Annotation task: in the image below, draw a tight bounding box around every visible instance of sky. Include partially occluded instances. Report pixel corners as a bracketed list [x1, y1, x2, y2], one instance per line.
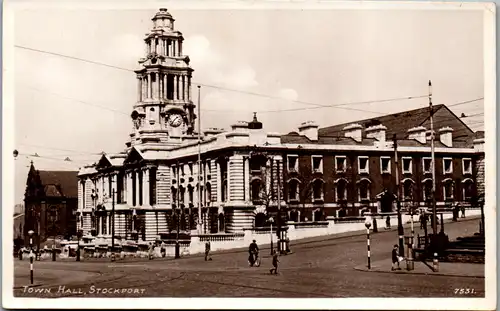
[11, 6, 485, 204]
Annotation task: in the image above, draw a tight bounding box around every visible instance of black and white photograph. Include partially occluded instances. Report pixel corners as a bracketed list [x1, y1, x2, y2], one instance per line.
[2, 1, 496, 309]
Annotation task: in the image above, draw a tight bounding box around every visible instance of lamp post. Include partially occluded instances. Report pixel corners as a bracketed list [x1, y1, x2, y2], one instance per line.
[91, 190, 98, 236]
[28, 230, 34, 285]
[365, 220, 371, 269]
[268, 216, 274, 255]
[76, 229, 83, 262]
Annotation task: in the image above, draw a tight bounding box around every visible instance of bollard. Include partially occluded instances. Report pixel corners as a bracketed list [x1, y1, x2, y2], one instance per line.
[432, 252, 439, 272]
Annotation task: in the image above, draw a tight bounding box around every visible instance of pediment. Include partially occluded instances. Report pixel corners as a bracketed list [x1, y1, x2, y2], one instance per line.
[96, 154, 112, 169]
[124, 147, 144, 164]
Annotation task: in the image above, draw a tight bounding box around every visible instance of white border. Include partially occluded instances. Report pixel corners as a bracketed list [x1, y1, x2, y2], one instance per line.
[2, 1, 496, 310]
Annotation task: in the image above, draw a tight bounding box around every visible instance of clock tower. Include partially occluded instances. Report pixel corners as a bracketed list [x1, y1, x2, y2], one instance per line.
[128, 8, 196, 148]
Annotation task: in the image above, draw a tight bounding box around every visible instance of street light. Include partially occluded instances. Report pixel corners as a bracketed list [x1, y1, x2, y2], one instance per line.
[268, 216, 275, 255]
[76, 229, 83, 262]
[365, 220, 371, 269]
[28, 230, 34, 285]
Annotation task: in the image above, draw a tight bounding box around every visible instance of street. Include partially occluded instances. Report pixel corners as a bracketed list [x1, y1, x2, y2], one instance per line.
[14, 217, 484, 298]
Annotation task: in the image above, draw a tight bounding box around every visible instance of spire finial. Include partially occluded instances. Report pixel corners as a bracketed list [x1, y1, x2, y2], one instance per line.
[253, 112, 258, 121]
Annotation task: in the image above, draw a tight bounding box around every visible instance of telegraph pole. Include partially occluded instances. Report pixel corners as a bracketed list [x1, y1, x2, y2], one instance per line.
[429, 80, 438, 236]
[197, 85, 203, 234]
[175, 161, 181, 259]
[393, 134, 405, 256]
[276, 159, 281, 253]
[111, 188, 115, 251]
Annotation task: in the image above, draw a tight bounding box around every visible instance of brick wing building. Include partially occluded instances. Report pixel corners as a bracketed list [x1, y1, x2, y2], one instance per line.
[280, 105, 484, 221]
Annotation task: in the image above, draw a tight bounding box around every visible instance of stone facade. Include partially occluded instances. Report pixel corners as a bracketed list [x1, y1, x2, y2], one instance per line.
[77, 9, 485, 243]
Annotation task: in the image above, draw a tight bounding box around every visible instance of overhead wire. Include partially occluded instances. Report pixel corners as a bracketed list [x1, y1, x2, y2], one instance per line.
[15, 44, 428, 115]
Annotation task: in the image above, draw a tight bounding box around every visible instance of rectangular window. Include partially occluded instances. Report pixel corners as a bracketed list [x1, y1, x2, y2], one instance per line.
[335, 156, 347, 173]
[423, 157, 432, 174]
[462, 158, 472, 175]
[358, 156, 369, 174]
[402, 157, 412, 174]
[443, 158, 453, 174]
[312, 156, 323, 173]
[380, 157, 391, 174]
[287, 155, 299, 172]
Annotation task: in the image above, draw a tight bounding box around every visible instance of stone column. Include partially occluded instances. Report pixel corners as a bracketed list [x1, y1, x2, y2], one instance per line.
[126, 172, 132, 205]
[173, 74, 177, 100]
[137, 77, 142, 102]
[142, 76, 147, 100]
[158, 38, 163, 55]
[150, 73, 154, 99]
[216, 161, 222, 203]
[179, 40, 182, 56]
[163, 74, 167, 99]
[135, 171, 140, 207]
[173, 40, 176, 56]
[244, 156, 250, 201]
[155, 72, 161, 99]
[266, 159, 272, 200]
[187, 76, 191, 101]
[143, 168, 150, 206]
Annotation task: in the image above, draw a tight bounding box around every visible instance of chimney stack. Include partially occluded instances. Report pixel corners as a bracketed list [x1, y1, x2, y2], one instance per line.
[343, 123, 363, 142]
[473, 138, 485, 152]
[203, 127, 225, 137]
[438, 127, 453, 147]
[365, 124, 387, 142]
[298, 121, 319, 141]
[231, 121, 249, 133]
[407, 126, 427, 144]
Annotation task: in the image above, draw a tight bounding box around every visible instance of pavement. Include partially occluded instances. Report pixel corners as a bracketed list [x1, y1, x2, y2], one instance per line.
[354, 259, 484, 278]
[13, 217, 485, 298]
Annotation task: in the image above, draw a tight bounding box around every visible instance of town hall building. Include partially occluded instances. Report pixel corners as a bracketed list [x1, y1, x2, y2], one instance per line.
[77, 9, 485, 243]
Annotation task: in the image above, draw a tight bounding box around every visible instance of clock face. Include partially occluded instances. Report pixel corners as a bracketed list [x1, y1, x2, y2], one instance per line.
[168, 114, 183, 128]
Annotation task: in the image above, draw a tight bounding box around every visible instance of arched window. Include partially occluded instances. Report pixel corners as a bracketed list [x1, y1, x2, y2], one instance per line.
[358, 179, 370, 201]
[222, 179, 228, 202]
[463, 179, 474, 201]
[443, 179, 454, 201]
[205, 183, 212, 204]
[336, 179, 348, 202]
[179, 186, 185, 204]
[423, 179, 433, 201]
[312, 179, 324, 201]
[403, 179, 414, 201]
[288, 179, 299, 201]
[251, 179, 262, 202]
[313, 209, 323, 221]
[218, 213, 225, 233]
[171, 186, 177, 204]
[187, 185, 194, 203]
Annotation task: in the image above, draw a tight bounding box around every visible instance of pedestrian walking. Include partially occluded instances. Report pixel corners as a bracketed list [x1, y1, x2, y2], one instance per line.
[419, 212, 425, 229]
[205, 240, 212, 261]
[148, 242, 154, 260]
[391, 244, 401, 271]
[269, 249, 279, 275]
[385, 216, 391, 230]
[461, 205, 466, 218]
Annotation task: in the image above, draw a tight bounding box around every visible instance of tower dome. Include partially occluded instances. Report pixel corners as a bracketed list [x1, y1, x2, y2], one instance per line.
[128, 8, 196, 149]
